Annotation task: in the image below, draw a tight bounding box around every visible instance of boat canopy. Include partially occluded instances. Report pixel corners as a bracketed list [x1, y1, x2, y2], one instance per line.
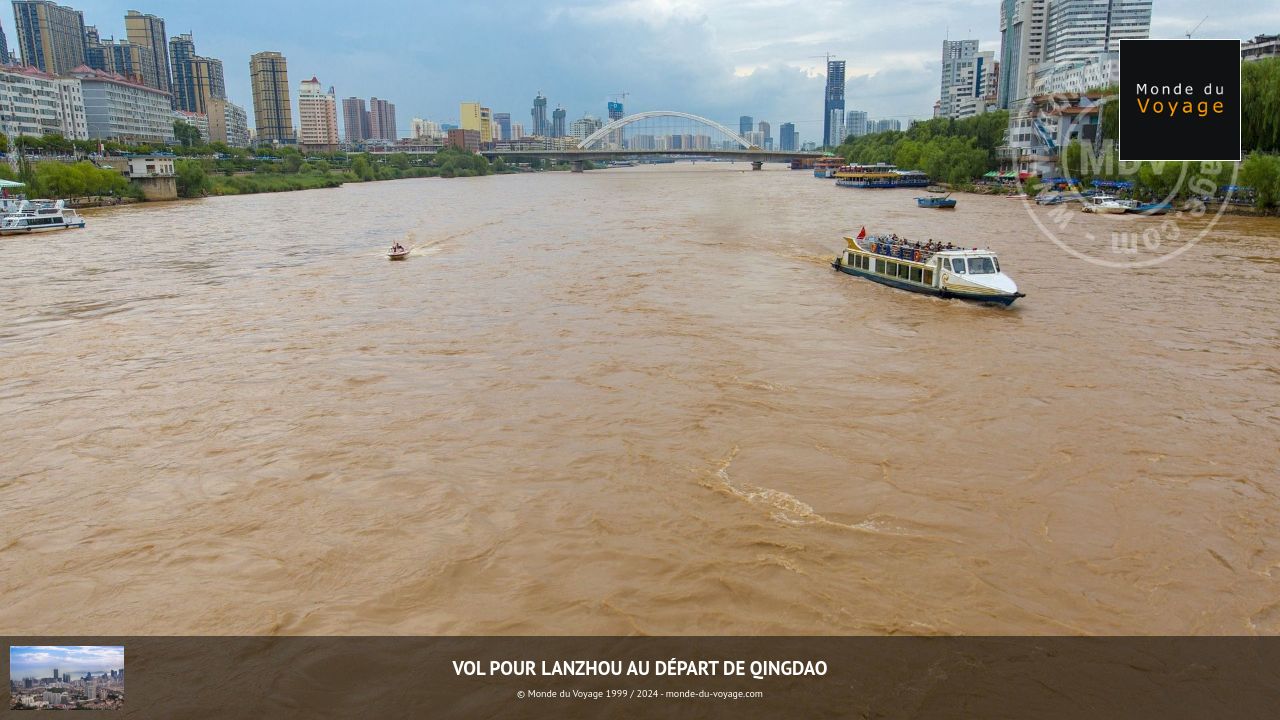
[1091, 180, 1133, 188]
[982, 171, 999, 178]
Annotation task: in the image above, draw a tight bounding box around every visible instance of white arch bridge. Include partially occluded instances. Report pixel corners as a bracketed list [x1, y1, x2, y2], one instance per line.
[477, 110, 822, 170]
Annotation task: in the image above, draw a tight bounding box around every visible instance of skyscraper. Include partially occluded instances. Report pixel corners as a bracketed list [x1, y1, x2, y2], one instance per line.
[1044, 0, 1151, 65]
[997, 0, 1048, 108]
[298, 76, 338, 152]
[756, 120, 771, 150]
[823, 58, 845, 147]
[739, 115, 753, 137]
[939, 39, 995, 119]
[843, 110, 868, 139]
[0, 18, 8, 64]
[551, 106, 566, 137]
[249, 51, 294, 144]
[106, 39, 160, 90]
[342, 97, 369, 142]
[779, 122, 797, 151]
[531, 92, 547, 136]
[124, 10, 169, 95]
[169, 33, 195, 110]
[493, 112, 511, 141]
[368, 97, 395, 140]
[459, 101, 482, 135]
[13, 0, 86, 75]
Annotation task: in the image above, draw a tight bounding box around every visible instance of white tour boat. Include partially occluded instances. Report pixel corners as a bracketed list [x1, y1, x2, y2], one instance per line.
[0, 199, 86, 235]
[1081, 195, 1135, 214]
[832, 230, 1024, 306]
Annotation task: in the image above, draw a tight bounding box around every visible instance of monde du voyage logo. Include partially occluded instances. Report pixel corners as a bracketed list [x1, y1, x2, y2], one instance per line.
[1120, 39, 1241, 162]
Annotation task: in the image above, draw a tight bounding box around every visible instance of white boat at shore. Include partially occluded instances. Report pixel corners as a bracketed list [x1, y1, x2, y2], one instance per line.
[1081, 195, 1135, 214]
[0, 199, 86, 235]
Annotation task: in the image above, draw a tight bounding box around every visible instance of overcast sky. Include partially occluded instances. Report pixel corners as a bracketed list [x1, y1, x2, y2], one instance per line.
[25, 1, 1280, 143]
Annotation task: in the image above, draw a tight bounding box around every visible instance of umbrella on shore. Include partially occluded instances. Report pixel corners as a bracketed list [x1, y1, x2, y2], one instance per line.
[0, 179, 25, 188]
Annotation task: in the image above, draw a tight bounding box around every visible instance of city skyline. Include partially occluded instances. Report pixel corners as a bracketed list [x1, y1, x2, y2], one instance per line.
[0, 0, 1276, 138]
[9, 646, 124, 681]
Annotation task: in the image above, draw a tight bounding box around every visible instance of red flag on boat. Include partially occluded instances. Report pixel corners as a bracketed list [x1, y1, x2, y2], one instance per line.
[856, 226, 866, 240]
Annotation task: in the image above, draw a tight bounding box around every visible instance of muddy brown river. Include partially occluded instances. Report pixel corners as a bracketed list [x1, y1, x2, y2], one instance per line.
[1, 164, 1277, 635]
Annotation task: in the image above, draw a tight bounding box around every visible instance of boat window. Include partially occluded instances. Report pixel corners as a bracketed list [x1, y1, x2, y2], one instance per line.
[923, 269, 934, 285]
[992, 257, 1000, 272]
[968, 257, 996, 274]
[910, 267, 923, 283]
[876, 259, 887, 274]
[897, 264, 909, 279]
[950, 258, 966, 274]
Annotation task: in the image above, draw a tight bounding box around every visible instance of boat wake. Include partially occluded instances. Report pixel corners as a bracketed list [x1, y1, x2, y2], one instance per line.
[701, 445, 955, 542]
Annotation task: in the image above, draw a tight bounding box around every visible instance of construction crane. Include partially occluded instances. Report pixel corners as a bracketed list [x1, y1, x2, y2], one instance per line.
[1186, 15, 1208, 39]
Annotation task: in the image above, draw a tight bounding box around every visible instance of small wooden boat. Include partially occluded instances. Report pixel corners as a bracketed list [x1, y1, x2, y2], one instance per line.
[916, 195, 956, 209]
[388, 245, 410, 260]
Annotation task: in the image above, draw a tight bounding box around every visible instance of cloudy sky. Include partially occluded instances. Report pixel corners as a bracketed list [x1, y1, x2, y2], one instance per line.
[28, 1, 1280, 143]
[9, 646, 124, 680]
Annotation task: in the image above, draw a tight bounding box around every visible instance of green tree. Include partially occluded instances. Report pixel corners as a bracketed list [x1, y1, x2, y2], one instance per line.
[350, 154, 375, 181]
[175, 159, 212, 198]
[1240, 152, 1280, 209]
[173, 120, 202, 147]
[1242, 58, 1280, 153]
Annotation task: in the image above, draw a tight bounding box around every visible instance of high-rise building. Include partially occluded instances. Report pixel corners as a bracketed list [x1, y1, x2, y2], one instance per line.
[493, 112, 510, 141]
[341, 97, 368, 142]
[168, 33, 194, 110]
[778, 122, 797, 151]
[249, 51, 294, 144]
[410, 117, 440, 139]
[569, 114, 602, 142]
[997, 0, 1048, 108]
[551, 106, 565, 137]
[509, 121, 524, 139]
[207, 97, 250, 147]
[459, 101, 481, 135]
[843, 110, 868, 139]
[124, 10, 169, 95]
[106, 39, 160, 90]
[297, 76, 338, 152]
[823, 58, 845, 147]
[738, 115, 752, 137]
[0, 17, 8, 64]
[1242, 34, 1280, 62]
[756, 120, 771, 150]
[530, 92, 547, 136]
[872, 118, 901, 133]
[169, 34, 223, 114]
[368, 97, 395, 141]
[53, 669, 58, 681]
[939, 39, 996, 119]
[13, 1, 86, 75]
[1044, 0, 1151, 66]
[480, 106, 492, 144]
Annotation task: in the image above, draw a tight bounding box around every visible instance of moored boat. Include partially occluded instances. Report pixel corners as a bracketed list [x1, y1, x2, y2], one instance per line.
[0, 199, 86, 235]
[813, 158, 843, 178]
[831, 229, 1023, 306]
[1127, 201, 1172, 215]
[916, 195, 957, 209]
[1081, 194, 1134, 214]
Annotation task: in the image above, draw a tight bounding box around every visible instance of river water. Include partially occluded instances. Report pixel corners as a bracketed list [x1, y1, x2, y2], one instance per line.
[2, 164, 1278, 635]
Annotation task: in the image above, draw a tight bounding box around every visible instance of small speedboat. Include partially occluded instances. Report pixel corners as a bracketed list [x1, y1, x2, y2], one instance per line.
[1127, 202, 1172, 215]
[1035, 194, 1065, 205]
[916, 195, 956, 209]
[388, 245, 410, 260]
[1081, 195, 1134, 214]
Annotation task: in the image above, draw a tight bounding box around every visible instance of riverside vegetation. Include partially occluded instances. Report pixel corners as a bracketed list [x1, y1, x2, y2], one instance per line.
[0, 121, 594, 201]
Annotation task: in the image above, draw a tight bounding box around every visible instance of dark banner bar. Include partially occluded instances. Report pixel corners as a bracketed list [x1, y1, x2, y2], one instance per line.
[6, 637, 1280, 719]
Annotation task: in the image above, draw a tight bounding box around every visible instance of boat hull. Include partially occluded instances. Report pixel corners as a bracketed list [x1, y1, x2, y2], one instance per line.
[388, 252, 409, 260]
[916, 198, 957, 208]
[832, 261, 1022, 306]
[0, 221, 85, 235]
